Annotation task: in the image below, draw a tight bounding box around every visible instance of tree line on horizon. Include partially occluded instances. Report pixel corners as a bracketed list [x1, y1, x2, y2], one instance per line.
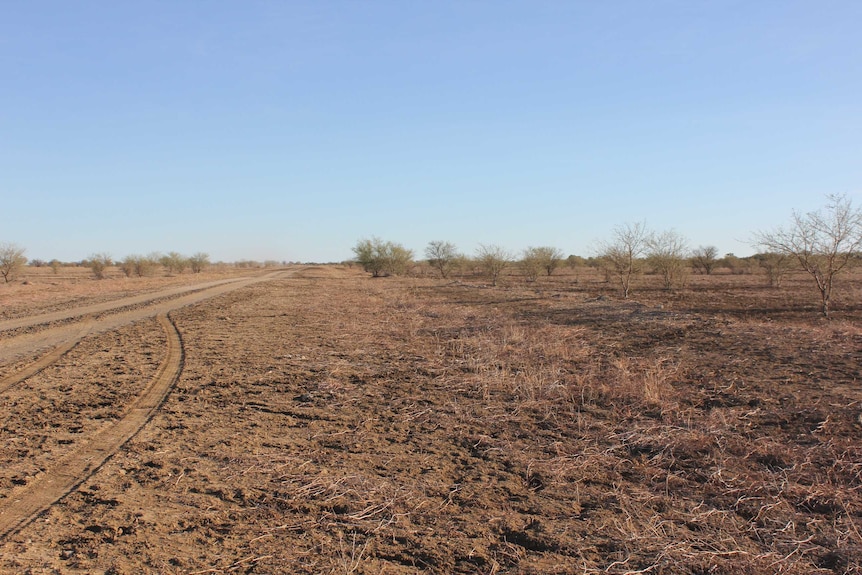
[352, 194, 862, 317]
[3, 195, 861, 317]
[0, 249, 212, 282]
[353, 235, 789, 285]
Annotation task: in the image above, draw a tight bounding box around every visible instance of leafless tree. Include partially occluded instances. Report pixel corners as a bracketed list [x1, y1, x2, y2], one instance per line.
[525, 246, 564, 277]
[691, 245, 718, 275]
[596, 222, 649, 298]
[720, 253, 753, 275]
[120, 254, 158, 278]
[87, 253, 113, 279]
[647, 230, 690, 290]
[425, 241, 461, 279]
[519, 248, 543, 282]
[566, 254, 586, 269]
[384, 244, 414, 276]
[119, 256, 136, 277]
[160, 252, 188, 274]
[475, 244, 512, 286]
[756, 252, 794, 287]
[0, 243, 27, 283]
[189, 252, 210, 273]
[754, 193, 862, 316]
[566, 254, 586, 283]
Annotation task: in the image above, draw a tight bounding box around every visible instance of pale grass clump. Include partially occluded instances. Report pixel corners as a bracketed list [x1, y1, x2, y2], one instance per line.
[434, 315, 593, 406]
[412, 290, 685, 412]
[336, 275, 685, 414]
[331, 531, 369, 575]
[608, 356, 682, 407]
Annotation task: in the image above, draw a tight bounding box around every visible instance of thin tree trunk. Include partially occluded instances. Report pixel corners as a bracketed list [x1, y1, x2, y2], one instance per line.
[820, 286, 831, 317]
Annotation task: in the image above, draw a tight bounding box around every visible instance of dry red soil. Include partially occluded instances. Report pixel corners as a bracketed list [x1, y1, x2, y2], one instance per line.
[0, 266, 860, 574]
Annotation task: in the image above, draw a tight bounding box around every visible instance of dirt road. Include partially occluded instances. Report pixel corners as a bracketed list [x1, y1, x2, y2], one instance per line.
[0, 277, 245, 333]
[0, 272, 285, 364]
[0, 314, 183, 540]
[0, 270, 290, 543]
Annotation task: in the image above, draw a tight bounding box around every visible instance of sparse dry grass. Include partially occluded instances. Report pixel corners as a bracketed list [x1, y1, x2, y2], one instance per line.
[1, 264, 860, 573]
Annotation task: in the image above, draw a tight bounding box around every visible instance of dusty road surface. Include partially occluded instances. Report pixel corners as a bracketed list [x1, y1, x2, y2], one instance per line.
[0, 266, 860, 574]
[0, 272, 284, 365]
[0, 277, 246, 333]
[0, 270, 288, 556]
[0, 314, 183, 540]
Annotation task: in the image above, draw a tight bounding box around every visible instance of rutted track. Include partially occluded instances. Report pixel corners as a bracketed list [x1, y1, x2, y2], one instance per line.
[0, 323, 90, 394]
[0, 277, 245, 332]
[0, 271, 285, 365]
[0, 314, 184, 540]
[0, 270, 291, 542]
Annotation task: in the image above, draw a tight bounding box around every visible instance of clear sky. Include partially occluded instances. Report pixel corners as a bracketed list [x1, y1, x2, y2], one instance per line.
[2, 1, 860, 263]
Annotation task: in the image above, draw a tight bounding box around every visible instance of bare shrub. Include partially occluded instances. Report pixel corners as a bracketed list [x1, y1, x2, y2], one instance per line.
[189, 252, 210, 273]
[353, 238, 413, 277]
[475, 244, 512, 286]
[0, 242, 27, 283]
[533, 246, 565, 276]
[137, 255, 157, 277]
[425, 240, 461, 279]
[647, 229, 690, 290]
[756, 252, 794, 287]
[518, 248, 543, 282]
[518, 246, 564, 282]
[720, 253, 754, 275]
[596, 222, 649, 298]
[160, 252, 188, 274]
[87, 253, 113, 279]
[566, 254, 587, 283]
[754, 193, 862, 316]
[120, 254, 158, 278]
[119, 256, 135, 277]
[691, 245, 718, 275]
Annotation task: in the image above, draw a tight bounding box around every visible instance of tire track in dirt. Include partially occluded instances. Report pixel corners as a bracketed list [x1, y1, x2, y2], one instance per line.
[0, 271, 287, 365]
[0, 313, 184, 541]
[0, 322, 92, 394]
[0, 277, 246, 333]
[0, 271, 292, 539]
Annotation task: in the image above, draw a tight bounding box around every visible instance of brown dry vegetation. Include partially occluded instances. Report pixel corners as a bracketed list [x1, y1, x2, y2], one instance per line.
[0, 265, 861, 574]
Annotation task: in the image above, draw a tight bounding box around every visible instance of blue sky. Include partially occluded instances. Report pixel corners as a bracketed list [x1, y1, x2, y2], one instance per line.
[2, 1, 860, 263]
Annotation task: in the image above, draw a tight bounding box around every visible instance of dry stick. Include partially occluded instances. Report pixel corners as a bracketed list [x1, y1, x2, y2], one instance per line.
[622, 567, 659, 575]
[347, 501, 393, 521]
[249, 522, 311, 543]
[841, 498, 862, 543]
[227, 554, 273, 572]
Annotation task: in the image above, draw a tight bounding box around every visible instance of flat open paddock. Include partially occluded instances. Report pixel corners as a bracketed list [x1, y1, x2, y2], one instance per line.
[0, 266, 860, 574]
